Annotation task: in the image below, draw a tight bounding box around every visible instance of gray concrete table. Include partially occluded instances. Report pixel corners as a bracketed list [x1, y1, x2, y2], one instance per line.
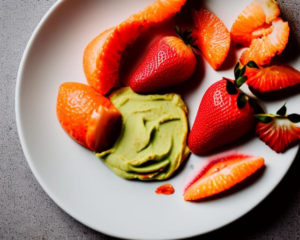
[1, 0, 300, 239]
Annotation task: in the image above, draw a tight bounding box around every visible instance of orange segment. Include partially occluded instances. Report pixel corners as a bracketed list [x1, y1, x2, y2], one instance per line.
[142, 0, 187, 23]
[83, 0, 187, 95]
[231, 0, 280, 46]
[192, 9, 230, 70]
[245, 64, 300, 93]
[83, 28, 115, 93]
[240, 17, 289, 65]
[184, 154, 264, 201]
[56, 82, 121, 152]
[95, 15, 147, 94]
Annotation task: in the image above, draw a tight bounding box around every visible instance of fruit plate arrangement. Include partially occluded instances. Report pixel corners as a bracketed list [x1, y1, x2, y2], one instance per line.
[16, 0, 300, 239]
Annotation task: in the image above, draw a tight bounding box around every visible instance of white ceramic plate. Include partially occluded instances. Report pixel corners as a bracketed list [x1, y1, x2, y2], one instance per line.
[16, 0, 300, 239]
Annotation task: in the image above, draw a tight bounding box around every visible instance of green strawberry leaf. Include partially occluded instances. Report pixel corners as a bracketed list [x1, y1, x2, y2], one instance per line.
[234, 62, 240, 73]
[191, 45, 201, 55]
[249, 98, 265, 114]
[235, 76, 248, 88]
[174, 25, 181, 38]
[226, 79, 238, 95]
[255, 115, 274, 123]
[288, 114, 300, 123]
[239, 65, 246, 77]
[182, 28, 192, 41]
[234, 68, 241, 80]
[247, 61, 259, 69]
[186, 36, 193, 45]
[276, 102, 287, 116]
[188, 37, 197, 46]
[237, 93, 247, 109]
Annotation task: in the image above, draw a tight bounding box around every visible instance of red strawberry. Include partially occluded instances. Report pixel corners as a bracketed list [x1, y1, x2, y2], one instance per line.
[244, 62, 300, 93]
[255, 104, 300, 153]
[57, 82, 122, 152]
[129, 27, 197, 92]
[184, 154, 265, 201]
[188, 78, 256, 155]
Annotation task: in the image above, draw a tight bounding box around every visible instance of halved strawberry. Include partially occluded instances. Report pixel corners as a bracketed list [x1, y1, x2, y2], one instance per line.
[244, 62, 300, 93]
[57, 82, 122, 152]
[192, 8, 230, 70]
[184, 154, 265, 201]
[255, 104, 300, 153]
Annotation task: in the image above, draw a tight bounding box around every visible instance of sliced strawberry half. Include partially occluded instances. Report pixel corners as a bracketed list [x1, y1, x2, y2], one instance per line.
[245, 63, 300, 93]
[184, 154, 265, 201]
[255, 104, 300, 153]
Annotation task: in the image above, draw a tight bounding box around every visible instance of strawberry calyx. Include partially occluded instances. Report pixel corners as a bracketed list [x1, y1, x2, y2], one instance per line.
[223, 77, 264, 112]
[234, 61, 259, 88]
[255, 103, 300, 124]
[174, 25, 200, 55]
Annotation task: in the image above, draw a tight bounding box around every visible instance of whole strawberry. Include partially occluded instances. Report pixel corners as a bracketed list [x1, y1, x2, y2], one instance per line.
[129, 26, 198, 92]
[188, 63, 262, 155]
[188, 78, 255, 155]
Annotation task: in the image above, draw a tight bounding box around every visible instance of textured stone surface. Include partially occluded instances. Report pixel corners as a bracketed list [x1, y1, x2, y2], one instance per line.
[0, 0, 300, 239]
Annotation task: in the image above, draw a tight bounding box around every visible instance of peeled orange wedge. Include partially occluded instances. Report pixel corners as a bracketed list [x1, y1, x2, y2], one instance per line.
[231, 0, 289, 66]
[184, 154, 265, 201]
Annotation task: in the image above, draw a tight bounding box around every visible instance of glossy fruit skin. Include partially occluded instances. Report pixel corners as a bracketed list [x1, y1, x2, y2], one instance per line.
[57, 82, 121, 152]
[188, 79, 255, 155]
[129, 36, 196, 93]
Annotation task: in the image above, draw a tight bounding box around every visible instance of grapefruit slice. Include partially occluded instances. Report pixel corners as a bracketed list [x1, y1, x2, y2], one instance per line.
[83, 0, 187, 95]
[245, 64, 300, 93]
[57, 82, 122, 152]
[192, 9, 230, 70]
[184, 154, 265, 201]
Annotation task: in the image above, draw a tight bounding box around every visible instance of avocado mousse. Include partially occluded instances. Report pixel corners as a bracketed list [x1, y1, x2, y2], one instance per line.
[96, 87, 190, 180]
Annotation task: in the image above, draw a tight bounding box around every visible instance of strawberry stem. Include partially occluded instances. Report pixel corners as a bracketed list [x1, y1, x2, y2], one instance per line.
[174, 24, 199, 55]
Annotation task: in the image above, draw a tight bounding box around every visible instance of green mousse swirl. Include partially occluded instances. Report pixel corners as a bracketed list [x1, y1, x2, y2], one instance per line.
[96, 87, 190, 180]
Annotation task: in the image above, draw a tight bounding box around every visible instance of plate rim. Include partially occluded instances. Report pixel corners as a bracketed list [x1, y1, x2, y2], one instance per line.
[15, 0, 298, 239]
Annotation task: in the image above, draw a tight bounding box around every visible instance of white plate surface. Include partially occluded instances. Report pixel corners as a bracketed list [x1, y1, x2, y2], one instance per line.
[16, 0, 300, 239]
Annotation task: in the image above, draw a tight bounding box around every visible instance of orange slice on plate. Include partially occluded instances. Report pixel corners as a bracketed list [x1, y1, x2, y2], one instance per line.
[184, 154, 265, 201]
[192, 8, 230, 70]
[56, 82, 121, 152]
